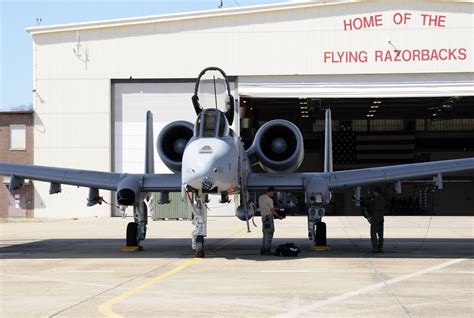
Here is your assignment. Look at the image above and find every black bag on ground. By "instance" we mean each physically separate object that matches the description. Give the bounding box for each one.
[275,243,301,257]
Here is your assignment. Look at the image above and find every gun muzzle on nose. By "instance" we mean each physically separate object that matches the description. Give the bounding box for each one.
[201,176,213,191]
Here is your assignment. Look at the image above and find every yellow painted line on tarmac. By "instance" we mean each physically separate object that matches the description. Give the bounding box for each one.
[98,230,248,318]
[98,257,201,318]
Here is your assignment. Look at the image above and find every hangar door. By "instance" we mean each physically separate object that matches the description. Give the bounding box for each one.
[112,79,237,217]
[238,73,474,98]
[113,81,197,175]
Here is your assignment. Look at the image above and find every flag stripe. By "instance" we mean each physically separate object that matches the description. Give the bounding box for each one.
[356,135,415,141]
[356,144,415,150]
[356,154,415,160]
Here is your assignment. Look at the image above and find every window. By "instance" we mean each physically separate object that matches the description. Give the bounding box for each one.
[202,111,217,137]
[195,115,202,137]
[195,109,229,138]
[10,124,26,150]
[218,113,229,137]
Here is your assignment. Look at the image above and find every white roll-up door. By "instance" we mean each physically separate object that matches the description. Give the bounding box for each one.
[113,80,237,175]
[239,73,474,98]
[113,81,197,174]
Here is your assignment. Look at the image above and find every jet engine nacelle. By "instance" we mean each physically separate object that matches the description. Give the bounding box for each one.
[116,175,142,206]
[248,120,304,173]
[157,121,194,173]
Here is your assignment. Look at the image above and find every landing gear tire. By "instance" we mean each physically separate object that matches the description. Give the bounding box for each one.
[315,222,327,246]
[126,222,139,246]
[195,235,205,258]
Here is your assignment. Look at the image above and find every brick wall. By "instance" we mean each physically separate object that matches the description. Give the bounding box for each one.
[0,113,34,163]
[0,112,34,218]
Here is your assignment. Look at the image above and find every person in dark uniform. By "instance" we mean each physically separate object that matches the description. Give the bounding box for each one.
[367,187,386,253]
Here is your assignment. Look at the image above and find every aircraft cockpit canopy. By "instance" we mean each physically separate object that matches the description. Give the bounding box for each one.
[195,109,229,138]
[196,70,228,110]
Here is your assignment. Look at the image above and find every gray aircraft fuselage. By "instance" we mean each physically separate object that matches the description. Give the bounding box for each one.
[181,109,244,195]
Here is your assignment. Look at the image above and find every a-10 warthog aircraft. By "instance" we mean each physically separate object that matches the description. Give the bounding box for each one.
[1,67,474,257]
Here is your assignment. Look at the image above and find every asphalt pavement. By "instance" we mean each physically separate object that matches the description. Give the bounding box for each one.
[0,216,472,317]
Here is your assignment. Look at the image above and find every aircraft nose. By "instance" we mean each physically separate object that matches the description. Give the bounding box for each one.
[183,169,215,191]
[182,138,233,191]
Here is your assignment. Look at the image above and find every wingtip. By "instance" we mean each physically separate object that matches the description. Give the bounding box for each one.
[146,110,153,119]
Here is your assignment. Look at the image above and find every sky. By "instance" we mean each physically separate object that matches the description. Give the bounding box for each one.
[0,0,288,111]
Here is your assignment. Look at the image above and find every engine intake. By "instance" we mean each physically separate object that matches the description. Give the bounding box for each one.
[157,121,194,172]
[248,120,304,173]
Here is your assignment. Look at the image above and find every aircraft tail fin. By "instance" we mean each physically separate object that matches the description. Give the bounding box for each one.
[324,108,333,173]
[145,111,155,174]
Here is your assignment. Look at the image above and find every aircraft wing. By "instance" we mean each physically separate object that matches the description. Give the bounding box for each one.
[247,158,474,191]
[246,172,305,191]
[141,174,182,192]
[0,163,181,192]
[326,157,474,189]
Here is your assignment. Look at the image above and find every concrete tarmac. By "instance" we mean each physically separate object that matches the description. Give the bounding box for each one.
[0,216,473,318]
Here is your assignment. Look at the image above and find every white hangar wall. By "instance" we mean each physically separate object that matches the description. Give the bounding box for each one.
[29,0,473,217]
[31,1,473,78]
[32,79,111,218]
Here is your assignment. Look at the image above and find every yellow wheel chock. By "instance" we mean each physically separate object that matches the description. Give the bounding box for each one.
[120,246,143,252]
[313,245,331,252]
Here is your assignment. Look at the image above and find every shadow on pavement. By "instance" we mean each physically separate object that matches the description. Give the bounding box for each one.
[1,237,472,260]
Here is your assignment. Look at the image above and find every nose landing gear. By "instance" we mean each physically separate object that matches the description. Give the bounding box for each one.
[195,235,205,258]
[191,195,208,258]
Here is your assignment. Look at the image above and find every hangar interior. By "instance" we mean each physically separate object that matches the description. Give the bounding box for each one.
[240,96,474,216]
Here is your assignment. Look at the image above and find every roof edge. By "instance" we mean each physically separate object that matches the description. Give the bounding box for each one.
[0,110,34,114]
[25,1,354,35]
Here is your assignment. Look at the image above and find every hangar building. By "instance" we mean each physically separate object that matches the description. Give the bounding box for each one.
[25,0,473,218]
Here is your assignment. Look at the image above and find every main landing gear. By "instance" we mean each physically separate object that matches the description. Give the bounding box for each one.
[125,201,148,248]
[308,204,328,249]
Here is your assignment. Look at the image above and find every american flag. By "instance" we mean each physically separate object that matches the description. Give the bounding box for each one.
[333,126,356,164]
[334,129,415,165]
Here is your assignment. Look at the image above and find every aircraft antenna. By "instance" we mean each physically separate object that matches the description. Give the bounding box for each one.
[213,75,218,109]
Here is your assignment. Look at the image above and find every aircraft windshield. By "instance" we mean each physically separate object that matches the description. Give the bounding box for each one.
[195,109,229,138]
[203,111,218,137]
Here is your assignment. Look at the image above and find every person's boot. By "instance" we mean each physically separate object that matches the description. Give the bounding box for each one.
[264,249,274,256]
